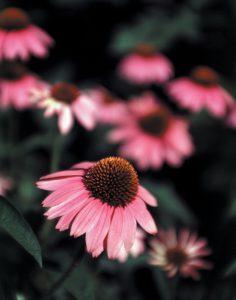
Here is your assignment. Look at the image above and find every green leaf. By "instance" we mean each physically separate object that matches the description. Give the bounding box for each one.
[16,294,26,300]
[223,260,236,277]
[64,263,97,300]
[142,180,196,226]
[111,7,200,54]
[0,196,42,267]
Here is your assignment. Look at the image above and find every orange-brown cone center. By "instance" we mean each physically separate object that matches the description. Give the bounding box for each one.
[135,43,156,58]
[50,82,79,104]
[139,108,171,136]
[191,66,219,86]
[0,8,30,30]
[83,157,139,207]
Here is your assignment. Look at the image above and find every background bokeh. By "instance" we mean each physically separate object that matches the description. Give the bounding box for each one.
[1,0,236,299]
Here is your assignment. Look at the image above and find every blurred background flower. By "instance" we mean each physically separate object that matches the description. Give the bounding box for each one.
[149,229,212,280]
[0,174,13,196]
[108,92,194,169]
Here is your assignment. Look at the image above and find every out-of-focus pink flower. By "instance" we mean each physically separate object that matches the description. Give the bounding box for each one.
[117,228,146,262]
[37,157,158,259]
[149,229,212,280]
[31,82,97,135]
[0,7,54,60]
[108,92,194,170]
[226,103,236,128]
[118,44,173,85]
[87,87,129,125]
[0,175,13,196]
[0,61,44,109]
[167,66,233,117]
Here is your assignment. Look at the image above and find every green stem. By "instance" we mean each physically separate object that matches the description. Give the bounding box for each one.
[7,109,17,170]
[171,275,179,300]
[50,133,63,173]
[41,247,84,299]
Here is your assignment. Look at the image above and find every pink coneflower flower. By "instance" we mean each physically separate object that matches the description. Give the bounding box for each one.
[37,157,158,259]
[32,82,97,134]
[0,175,13,196]
[0,7,54,60]
[88,87,129,125]
[0,61,44,109]
[167,66,234,117]
[118,44,173,85]
[149,229,212,280]
[117,228,146,262]
[108,92,194,170]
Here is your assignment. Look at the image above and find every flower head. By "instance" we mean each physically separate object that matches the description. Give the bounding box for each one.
[118,44,173,85]
[31,82,97,134]
[0,175,13,196]
[88,87,129,125]
[149,229,212,280]
[167,66,233,117]
[0,7,54,60]
[108,92,194,170]
[37,157,158,259]
[0,61,44,109]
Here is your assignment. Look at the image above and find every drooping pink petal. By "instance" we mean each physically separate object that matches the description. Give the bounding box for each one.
[70,199,104,237]
[71,162,95,170]
[129,198,157,234]
[45,192,89,219]
[56,209,80,231]
[58,106,74,135]
[73,94,96,130]
[138,186,157,207]
[42,182,87,207]
[107,207,125,259]
[86,204,114,256]
[122,207,137,252]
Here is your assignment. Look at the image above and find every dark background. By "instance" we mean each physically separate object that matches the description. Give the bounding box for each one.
[1,0,236,299]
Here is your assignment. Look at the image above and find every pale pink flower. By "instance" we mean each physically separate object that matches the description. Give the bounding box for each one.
[88,87,129,125]
[0,61,44,109]
[31,82,97,135]
[149,229,212,280]
[167,66,234,117]
[37,157,158,259]
[0,175,13,196]
[118,44,173,85]
[117,228,146,262]
[0,7,54,60]
[108,92,194,170]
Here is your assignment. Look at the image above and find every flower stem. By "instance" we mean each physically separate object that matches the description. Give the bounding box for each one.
[171,275,179,300]
[50,133,63,173]
[39,131,63,243]
[42,247,84,299]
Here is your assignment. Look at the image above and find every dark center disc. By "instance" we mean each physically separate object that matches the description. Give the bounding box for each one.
[83,157,139,207]
[191,66,219,86]
[0,61,27,80]
[50,82,79,104]
[0,8,30,31]
[139,109,171,136]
